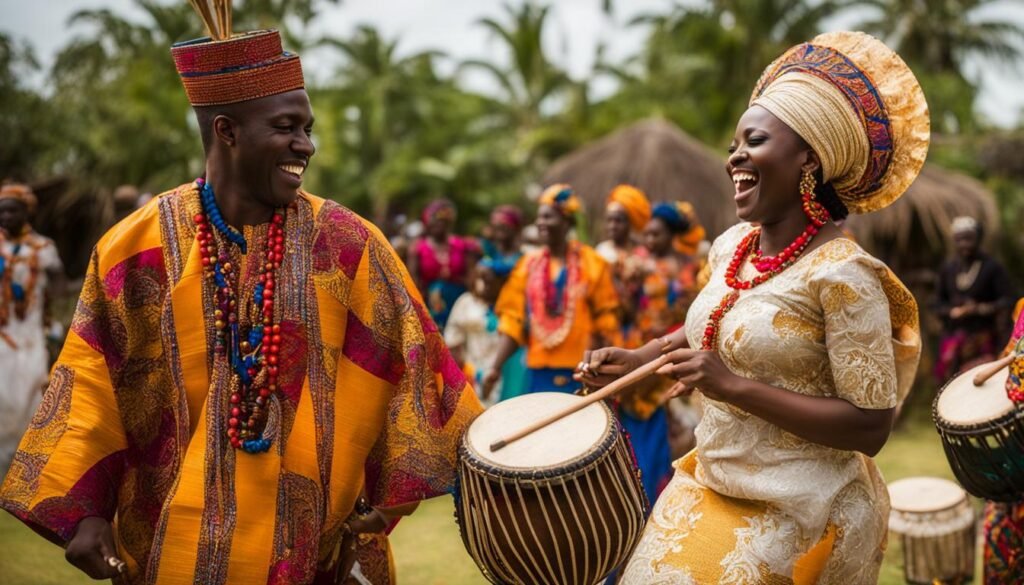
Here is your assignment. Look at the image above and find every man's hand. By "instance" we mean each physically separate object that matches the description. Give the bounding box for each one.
[65,516,125,579]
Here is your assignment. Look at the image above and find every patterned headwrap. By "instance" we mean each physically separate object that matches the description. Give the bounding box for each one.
[538,184,580,218]
[490,205,524,231]
[652,201,706,256]
[605,184,651,232]
[0,183,37,214]
[172,3,303,106]
[421,199,456,224]
[750,31,929,214]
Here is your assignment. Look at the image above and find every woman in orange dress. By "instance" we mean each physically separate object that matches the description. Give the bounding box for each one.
[483,184,620,395]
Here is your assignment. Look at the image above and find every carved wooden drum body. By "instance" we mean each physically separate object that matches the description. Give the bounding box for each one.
[456,392,648,585]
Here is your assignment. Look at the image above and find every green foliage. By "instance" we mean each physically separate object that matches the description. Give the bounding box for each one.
[858,0,1024,133]
[1,0,1022,238]
[0,35,58,181]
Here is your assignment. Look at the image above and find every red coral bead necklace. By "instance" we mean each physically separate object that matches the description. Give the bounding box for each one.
[193,177,285,453]
[701,173,830,350]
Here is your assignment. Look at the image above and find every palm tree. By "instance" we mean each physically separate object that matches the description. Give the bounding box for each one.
[49,0,202,190]
[0,34,55,180]
[615,0,850,143]
[318,25,480,220]
[856,0,1024,132]
[462,2,572,137]
[234,0,341,50]
[859,0,1023,74]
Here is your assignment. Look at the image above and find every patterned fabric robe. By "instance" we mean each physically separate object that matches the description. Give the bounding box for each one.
[0,183,482,585]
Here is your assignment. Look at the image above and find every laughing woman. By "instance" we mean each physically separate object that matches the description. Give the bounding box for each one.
[578,32,928,584]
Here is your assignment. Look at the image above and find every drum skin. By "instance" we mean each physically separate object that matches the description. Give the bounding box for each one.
[455,395,648,585]
[933,364,1024,502]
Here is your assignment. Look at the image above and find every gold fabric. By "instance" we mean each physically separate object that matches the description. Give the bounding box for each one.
[754,72,870,191]
[621,224,920,583]
[751,31,929,214]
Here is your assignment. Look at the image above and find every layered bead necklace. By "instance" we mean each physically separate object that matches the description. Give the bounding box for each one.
[193,178,285,453]
[701,172,830,350]
[526,242,583,349]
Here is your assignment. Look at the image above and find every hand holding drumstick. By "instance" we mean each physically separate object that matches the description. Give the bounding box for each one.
[575,330,745,404]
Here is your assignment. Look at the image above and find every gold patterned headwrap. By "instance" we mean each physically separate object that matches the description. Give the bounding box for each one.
[750,31,930,213]
[605,184,651,232]
[0,183,37,214]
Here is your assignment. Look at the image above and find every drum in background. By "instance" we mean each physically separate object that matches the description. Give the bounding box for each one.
[933,363,1024,501]
[888,477,976,585]
[456,392,648,585]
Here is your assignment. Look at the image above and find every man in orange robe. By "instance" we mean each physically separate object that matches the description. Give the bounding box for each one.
[0,11,480,585]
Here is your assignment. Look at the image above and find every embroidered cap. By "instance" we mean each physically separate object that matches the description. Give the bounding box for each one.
[172,2,303,106]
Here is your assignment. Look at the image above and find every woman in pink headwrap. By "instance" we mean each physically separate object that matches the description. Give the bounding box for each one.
[481,204,524,274]
[407,198,480,329]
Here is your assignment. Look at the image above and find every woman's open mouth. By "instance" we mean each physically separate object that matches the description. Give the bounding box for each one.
[731,169,759,202]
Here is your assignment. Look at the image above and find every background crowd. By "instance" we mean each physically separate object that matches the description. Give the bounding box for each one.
[2,0,1024,583]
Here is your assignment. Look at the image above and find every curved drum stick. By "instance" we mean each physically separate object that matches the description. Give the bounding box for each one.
[489,355,671,452]
[973,353,1017,386]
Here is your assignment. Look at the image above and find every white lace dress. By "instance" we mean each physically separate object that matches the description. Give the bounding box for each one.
[620,223,920,584]
[0,232,62,473]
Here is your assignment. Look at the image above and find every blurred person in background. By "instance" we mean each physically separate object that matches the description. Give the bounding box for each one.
[407,198,480,329]
[445,259,515,406]
[934,216,1014,383]
[596,185,651,348]
[0,183,65,475]
[484,184,620,395]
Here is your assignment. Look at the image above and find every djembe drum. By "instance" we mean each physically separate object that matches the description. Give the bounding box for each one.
[888,477,976,585]
[456,392,648,585]
[933,362,1024,501]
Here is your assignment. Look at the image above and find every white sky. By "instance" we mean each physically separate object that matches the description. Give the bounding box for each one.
[2,0,1022,128]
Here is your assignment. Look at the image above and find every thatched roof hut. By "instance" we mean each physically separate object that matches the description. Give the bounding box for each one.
[542,119,737,239]
[846,165,999,279]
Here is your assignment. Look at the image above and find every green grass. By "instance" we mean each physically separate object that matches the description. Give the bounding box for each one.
[0,413,976,584]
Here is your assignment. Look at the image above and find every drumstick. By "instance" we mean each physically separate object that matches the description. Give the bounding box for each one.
[489,355,670,452]
[973,353,1017,386]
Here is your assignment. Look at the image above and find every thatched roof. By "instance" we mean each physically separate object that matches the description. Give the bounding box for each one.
[846,165,999,274]
[542,119,737,239]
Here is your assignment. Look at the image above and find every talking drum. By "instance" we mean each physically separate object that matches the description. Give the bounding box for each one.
[933,363,1024,501]
[888,477,976,585]
[456,392,648,585]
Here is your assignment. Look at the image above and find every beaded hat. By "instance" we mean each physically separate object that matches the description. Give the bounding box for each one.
[172,1,304,106]
[750,31,930,214]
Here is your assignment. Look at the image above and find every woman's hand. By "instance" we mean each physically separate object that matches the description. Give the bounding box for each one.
[657,348,744,403]
[573,347,646,389]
